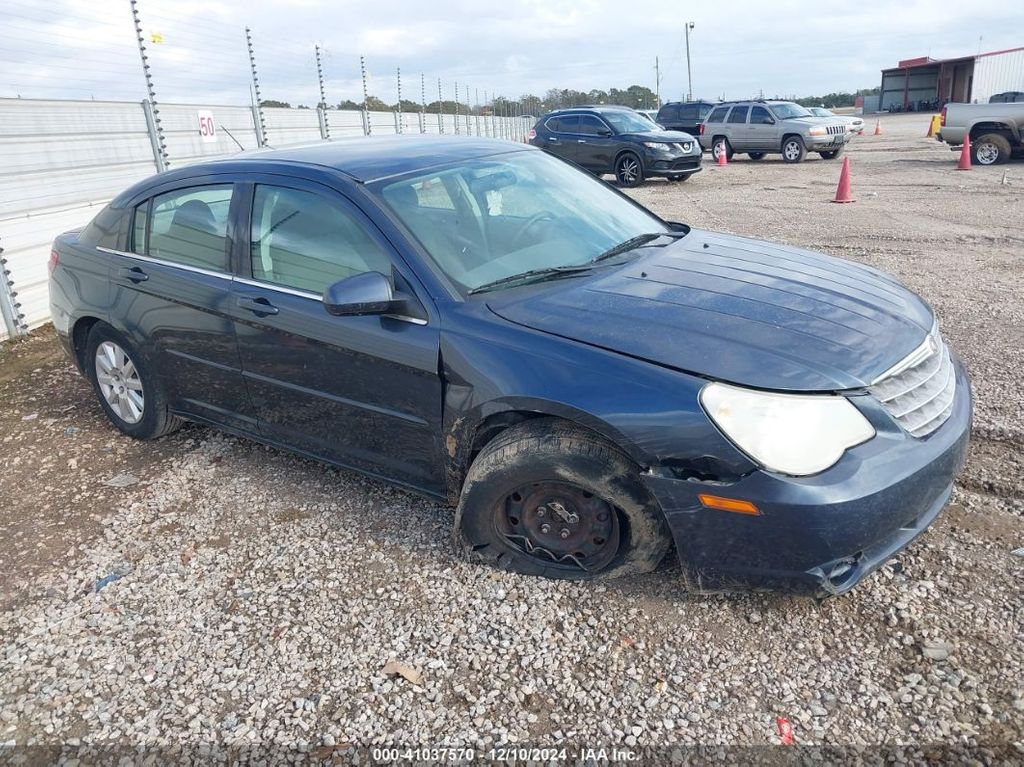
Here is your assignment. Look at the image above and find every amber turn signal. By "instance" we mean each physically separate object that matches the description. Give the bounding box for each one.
[698,494,761,515]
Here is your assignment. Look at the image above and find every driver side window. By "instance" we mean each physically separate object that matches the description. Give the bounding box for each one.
[249,185,391,294]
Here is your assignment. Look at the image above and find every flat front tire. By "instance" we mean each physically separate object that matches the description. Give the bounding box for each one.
[456,419,671,580]
[84,323,181,440]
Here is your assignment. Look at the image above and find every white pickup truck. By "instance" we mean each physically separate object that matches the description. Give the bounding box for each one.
[937,102,1024,165]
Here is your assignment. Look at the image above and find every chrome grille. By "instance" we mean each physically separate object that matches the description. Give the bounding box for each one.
[869,328,956,438]
[826,124,845,136]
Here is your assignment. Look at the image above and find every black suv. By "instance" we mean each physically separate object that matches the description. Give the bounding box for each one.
[528,106,702,186]
[655,101,717,135]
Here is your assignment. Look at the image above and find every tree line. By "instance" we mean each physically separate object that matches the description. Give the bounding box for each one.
[261,85,882,114]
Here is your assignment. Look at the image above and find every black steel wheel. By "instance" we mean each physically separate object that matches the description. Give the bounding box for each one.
[496,481,621,572]
[456,418,671,580]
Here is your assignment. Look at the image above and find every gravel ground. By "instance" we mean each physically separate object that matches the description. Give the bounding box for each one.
[1,113,1022,759]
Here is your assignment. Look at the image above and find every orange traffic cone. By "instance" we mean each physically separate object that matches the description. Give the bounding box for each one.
[873,120,881,136]
[956,133,972,170]
[831,156,855,203]
[717,140,728,166]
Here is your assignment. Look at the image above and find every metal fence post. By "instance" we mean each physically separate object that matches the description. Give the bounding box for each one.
[396,67,403,134]
[419,73,426,134]
[0,239,27,338]
[437,79,444,134]
[315,44,330,139]
[141,99,167,172]
[317,106,329,140]
[246,27,267,146]
[129,0,168,168]
[360,55,372,136]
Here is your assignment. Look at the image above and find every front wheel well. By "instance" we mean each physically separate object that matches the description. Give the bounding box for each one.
[448,411,642,504]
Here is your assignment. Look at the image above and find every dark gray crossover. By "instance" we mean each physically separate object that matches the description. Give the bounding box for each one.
[49,136,971,596]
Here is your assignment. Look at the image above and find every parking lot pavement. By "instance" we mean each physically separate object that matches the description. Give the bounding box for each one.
[1,113,1022,754]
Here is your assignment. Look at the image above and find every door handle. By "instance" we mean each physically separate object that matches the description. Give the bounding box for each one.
[577,139,587,143]
[117,266,148,283]
[237,296,279,316]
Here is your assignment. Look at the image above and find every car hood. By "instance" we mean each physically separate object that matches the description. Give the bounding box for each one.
[627,130,696,142]
[486,230,934,392]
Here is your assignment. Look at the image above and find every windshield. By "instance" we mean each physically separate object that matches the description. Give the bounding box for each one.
[770,103,813,119]
[603,110,658,133]
[376,150,671,292]
[809,107,832,117]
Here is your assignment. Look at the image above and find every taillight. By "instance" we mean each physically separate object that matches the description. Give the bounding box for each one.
[527,128,536,141]
[699,123,705,135]
[48,249,59,275]
[940,106,947,126]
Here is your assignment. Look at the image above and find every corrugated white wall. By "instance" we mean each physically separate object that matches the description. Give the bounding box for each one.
[0,99,158,338]
[972,49,1024,103]
[0,96,532,340]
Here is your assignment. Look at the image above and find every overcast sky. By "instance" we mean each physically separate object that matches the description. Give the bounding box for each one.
[1,0,1022,106]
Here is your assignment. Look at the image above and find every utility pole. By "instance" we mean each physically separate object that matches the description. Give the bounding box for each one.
[684,22,695,101]
[654,56,661,107]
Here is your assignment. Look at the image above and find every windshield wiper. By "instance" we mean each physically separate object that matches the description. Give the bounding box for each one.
[468,264,594,295]
[592,231,687,262]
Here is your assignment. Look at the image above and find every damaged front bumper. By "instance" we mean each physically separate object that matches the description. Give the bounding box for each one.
[640,358,972,598]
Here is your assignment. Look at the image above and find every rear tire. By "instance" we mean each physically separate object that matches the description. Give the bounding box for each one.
[747,152,765,160]
[85,323,182,440]
[711,139,734,162]
[456,419,671,580]
[972,133,1011,165]
[615,152,644,187]
[781,136,807,163]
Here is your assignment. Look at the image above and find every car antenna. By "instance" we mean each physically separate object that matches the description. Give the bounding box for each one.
[220,125,246,152]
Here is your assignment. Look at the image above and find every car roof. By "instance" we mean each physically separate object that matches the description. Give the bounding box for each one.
[157,135,536,186]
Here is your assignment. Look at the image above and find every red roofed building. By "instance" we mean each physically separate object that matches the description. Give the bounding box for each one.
[877,46,1024,111]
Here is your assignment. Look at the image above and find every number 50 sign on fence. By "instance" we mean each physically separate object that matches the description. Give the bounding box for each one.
[197,110,217,143]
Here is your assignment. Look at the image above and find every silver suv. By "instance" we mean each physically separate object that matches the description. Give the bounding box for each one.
[698,101,850,163]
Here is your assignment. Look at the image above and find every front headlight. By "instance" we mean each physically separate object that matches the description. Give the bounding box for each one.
[700,383,875,476]
[642,142,669,150]
[808,127,827,137]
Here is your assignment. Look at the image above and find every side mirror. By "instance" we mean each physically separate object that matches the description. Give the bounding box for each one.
[323,271,394,316]
[762,117,775,125]
[597,128,613,137]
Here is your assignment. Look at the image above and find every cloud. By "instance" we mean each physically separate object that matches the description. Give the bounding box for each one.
[1,0,1022,106]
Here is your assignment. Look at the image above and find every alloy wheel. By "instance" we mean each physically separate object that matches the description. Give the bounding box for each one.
[784,141,801,161]
[94,341,145,424]
[617,157,640,184]
[496,481,621,572]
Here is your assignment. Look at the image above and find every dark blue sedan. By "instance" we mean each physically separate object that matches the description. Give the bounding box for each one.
[48,135,971,596]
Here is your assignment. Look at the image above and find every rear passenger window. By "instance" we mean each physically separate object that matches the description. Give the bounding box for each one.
[146,185,233,271]
[659,105,679,121]
[706,106,729,123]
[250,185,391,294]
[727,106,749,124]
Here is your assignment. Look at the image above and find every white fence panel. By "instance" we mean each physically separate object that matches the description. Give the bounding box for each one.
[327,109,366,138]
[264,107,323,147]
[367,111,397,136]
[0,98,159,337]
[160,104,258,167]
